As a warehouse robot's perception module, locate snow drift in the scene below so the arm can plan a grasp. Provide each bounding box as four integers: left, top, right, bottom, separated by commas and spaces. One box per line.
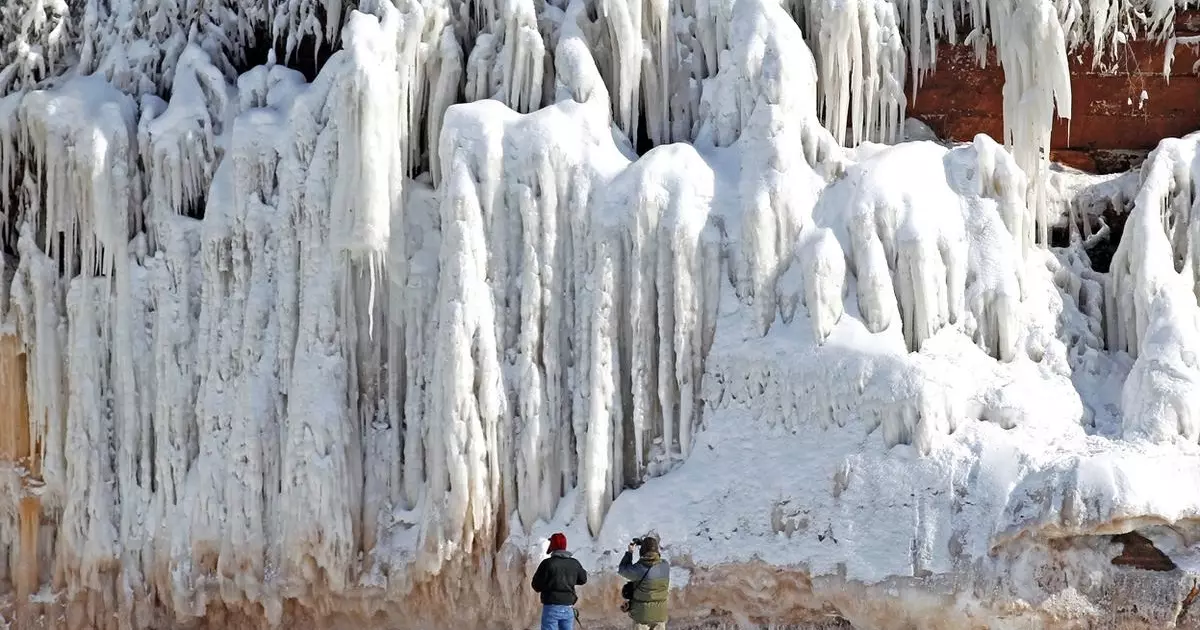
2, 0, 1200, 628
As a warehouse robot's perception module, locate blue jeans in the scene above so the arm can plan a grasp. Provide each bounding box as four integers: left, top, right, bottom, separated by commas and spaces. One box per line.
540, 604, 575, 630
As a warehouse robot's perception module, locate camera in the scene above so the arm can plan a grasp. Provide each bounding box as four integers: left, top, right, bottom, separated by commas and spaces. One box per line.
631, 537, 643, 545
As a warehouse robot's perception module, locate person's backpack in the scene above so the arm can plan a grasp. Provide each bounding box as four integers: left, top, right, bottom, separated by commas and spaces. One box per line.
620, 563, 651, 612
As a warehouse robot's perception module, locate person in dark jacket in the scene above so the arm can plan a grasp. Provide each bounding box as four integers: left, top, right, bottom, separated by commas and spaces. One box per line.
532, 532, 588, 630
619, 536, 670, 629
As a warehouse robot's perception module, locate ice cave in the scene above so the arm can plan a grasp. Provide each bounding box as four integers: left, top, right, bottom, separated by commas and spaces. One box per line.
2, 0, 1200, 627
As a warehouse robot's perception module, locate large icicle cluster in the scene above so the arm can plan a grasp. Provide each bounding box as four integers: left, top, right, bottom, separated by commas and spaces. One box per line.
811, 137, 1026, 359
1109, 133, 1200, 443
1, 0, 1200, 627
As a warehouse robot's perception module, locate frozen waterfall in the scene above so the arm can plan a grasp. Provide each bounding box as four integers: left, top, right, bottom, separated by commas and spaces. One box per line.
3, 0, 1200, 628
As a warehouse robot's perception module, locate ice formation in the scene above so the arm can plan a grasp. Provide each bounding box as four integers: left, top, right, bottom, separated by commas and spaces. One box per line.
1109, 134, 1200, 443
2, 0, 1200, 628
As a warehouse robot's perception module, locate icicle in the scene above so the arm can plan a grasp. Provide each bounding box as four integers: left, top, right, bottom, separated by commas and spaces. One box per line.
332, 9, 402, 260
140, 45, 234, 248
801, 228, 846, 343
585, 236, 617, 535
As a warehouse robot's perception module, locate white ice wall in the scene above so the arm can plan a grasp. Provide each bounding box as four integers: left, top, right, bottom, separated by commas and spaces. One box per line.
1, 0, 1200, 626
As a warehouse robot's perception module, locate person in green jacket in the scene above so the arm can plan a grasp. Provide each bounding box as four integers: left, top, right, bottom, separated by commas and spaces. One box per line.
618, 536, 670, 629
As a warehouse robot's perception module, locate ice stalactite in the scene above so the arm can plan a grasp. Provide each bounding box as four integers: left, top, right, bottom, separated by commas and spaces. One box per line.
1109, 134, 1200, 443
330, 8, 405, 487
588, 0, 829, 490
273, 0, 345, 66
21, 77, 141, 277
75, 0, 219, 95
989, 0, 1072, 253
701, 138, 1033, 456
584, 0, 794, 149
0, 0, 75, 93
500, 0, 547, 114
9, 235, 65, 504
279, 117, 358, 596
593, 145, 722, 488
802, 0, 1082, 246
163, 4, 412, 607
0, 92, 21, 245
415, 158, 507, 579
408, 8, 463, 185
595, 0, 645, 142
216, 111, 290, 605
799, 228, 846, 343
638, 0, 677, 145
553, 0, 616, 108
810, 139, 1026, 359
434, 77, 621, 534
692, 0, 839, 355
962, 136, 1027, 362
735, 105, 829, 336
59, 278, 119, 593
583, 231, 619, 538
812, 0, 907, 146
461, 0, 545, 115
270, 4, 415, 589
559, 1, 624, 535
821, 144, 943, 346
142, 216, 202, 610
1119, 287, 1200, 442
138, 45, 237, 248
12, 80, 145, 583
707, 2, 834, 335
390, 182, 441, 518
332, 7, 404, 259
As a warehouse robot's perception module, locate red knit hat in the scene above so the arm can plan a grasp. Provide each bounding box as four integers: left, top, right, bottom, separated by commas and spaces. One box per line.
547, 532, 567, 553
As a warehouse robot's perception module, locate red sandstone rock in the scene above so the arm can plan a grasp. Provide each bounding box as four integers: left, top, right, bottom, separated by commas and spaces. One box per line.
906, 26, 1200, 171
1049, 150, 1097, 171
1111, 532, 1178, 572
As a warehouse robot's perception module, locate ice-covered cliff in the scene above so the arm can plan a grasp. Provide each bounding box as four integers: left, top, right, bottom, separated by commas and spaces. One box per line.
3, 0, 1200, 628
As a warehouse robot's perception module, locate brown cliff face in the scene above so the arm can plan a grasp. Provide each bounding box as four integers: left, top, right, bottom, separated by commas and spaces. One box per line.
907, 11, 1200, 173
0, 334, 40, 625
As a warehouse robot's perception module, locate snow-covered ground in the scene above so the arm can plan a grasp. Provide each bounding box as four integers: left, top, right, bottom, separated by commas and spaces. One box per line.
2, 0, 1200, 628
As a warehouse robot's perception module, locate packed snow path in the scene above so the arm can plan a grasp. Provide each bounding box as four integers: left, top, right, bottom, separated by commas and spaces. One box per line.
2, 0, 1200, 628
